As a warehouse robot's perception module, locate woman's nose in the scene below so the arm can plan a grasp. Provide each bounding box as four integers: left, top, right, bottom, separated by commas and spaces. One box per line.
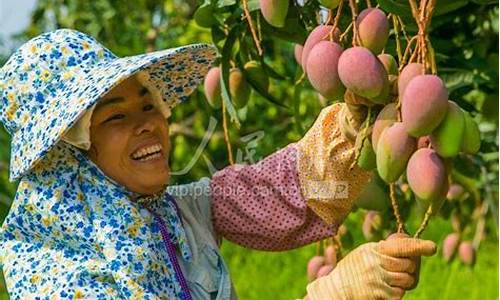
133, 116, 155, 135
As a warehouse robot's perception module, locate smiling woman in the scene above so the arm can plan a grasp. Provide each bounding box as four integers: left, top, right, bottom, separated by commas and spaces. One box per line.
0, 28, 437, 300
87, 76, 172, 195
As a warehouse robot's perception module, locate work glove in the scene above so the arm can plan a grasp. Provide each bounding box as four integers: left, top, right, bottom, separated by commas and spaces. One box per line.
306, 236, 437, 300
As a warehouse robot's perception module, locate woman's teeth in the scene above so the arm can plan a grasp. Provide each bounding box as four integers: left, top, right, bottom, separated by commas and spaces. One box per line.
132, 143, 163, 161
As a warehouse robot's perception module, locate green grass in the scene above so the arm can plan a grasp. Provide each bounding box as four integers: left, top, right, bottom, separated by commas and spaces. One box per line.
0, 215, 497, 299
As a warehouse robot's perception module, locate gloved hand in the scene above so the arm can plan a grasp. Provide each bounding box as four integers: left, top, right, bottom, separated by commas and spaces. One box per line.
306, 236, 437, 300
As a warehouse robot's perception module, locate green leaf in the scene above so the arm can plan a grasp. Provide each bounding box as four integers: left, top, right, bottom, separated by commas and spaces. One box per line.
220, 25, 241, 128
216, 0, 237, 8
377, 0, 413, 18
246, 0, 260, 11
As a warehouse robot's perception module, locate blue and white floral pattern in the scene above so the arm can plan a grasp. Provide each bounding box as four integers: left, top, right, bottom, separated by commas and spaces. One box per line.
0, 28, 217, 181
0, 142, 194, 299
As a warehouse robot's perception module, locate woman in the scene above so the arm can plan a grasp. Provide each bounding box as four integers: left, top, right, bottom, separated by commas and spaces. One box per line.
0, 29, 435, 299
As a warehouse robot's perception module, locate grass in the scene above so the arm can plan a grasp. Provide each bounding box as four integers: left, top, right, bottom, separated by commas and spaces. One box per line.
0, 213, 497, 299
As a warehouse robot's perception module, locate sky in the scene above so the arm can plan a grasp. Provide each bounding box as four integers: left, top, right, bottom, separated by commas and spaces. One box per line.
0, 0, 38, 54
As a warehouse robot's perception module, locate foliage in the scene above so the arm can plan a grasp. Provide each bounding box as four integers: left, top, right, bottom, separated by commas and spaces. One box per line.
0, 0, 498, 298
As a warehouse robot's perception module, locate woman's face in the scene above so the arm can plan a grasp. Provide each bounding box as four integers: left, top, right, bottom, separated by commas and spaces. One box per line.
89, 76, 171, 195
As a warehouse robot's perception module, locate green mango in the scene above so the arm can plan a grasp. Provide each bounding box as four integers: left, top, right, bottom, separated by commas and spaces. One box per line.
430, 101, 465, 157
319, 0, 341, 9
461, 110, 481, 154
244, 60, 269, 93
356, 134, 376, 171
355, 173, 390, 212
194, 4, 216, 28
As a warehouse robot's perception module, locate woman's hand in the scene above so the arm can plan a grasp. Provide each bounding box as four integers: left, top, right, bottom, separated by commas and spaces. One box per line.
306, 236, 437, 300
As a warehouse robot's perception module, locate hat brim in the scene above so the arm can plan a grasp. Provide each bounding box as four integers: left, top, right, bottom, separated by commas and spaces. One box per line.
10, 43, 217, 181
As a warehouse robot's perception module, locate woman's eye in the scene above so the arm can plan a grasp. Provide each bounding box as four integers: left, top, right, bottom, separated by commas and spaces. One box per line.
143, 104, 154, 111
104, 113, 125, 123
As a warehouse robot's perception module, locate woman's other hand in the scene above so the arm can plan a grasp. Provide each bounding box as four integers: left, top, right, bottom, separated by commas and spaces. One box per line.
306, 236, 437, 300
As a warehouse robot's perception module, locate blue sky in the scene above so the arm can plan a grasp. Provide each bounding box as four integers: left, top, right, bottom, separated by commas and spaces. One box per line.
0, 0, 37, 54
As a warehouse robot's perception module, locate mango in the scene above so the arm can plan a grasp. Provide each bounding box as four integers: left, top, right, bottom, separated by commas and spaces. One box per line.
317, 265, 335, 278
447, 183, 465, 201
430, 101, 465, 157
461, 111, 481, 154
229, 68, 251, 109
306, 41, 345, 100
372, 103, 398, 150
355, 132, 376, 170
458, 241, 475, 266
294, 44, 303, 66
362, 211, 382, 241
260, 0, 289, 28
378, 53, 398, 75
319, 0, 341, 9
338, 46, 389, 102
194, 4, 216, 28
376, 122, 416, 183
406, 148, 447, 205
302, 25, 341, 72
203, 66, 222, 108
355, 172, 390, 212
244, 60, 269, 93
398, 63, 424, 98
357, 8, 389, 54
443, 233, 460, 262
402, 75, 449, 137
307, 256, 325, 281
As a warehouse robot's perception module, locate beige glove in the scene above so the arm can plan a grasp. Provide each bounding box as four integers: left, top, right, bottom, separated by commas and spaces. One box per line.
306, 237, 437, 300
296, 103, 372, 225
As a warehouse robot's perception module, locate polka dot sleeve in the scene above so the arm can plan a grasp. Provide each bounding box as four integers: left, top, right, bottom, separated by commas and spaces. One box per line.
210, 144, 336, 251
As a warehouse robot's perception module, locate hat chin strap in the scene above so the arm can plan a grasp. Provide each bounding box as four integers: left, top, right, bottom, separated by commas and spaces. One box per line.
62, 72, 171, 150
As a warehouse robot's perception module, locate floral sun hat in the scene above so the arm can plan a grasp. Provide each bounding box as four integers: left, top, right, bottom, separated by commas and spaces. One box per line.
0, 28, 217, 181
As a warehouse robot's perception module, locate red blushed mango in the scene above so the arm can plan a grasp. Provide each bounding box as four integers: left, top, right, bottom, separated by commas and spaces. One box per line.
229, 68, 251, 109
357, 8, 390, 54
430, 101, 465, 157
302, 25, 341, 72
260, 0, 289, 28
402, 75, 449, 137
461, 110, 481, 154
294, 44, 303, 66
376, 122, 416, 183
407, 148, 447, 203
317, 265, 335, 278
372, 103, 398, 151
204, 67, 222, 108
338, 47, 389, 102
378, 53, 398, 75
446, 183, 465, 201
458, 241, 475, 266
362, 211, 382, 241
398, 63, 424, 98
443, 233, 460, 262
306, 41, 345, 100
307, 256, 325, 281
